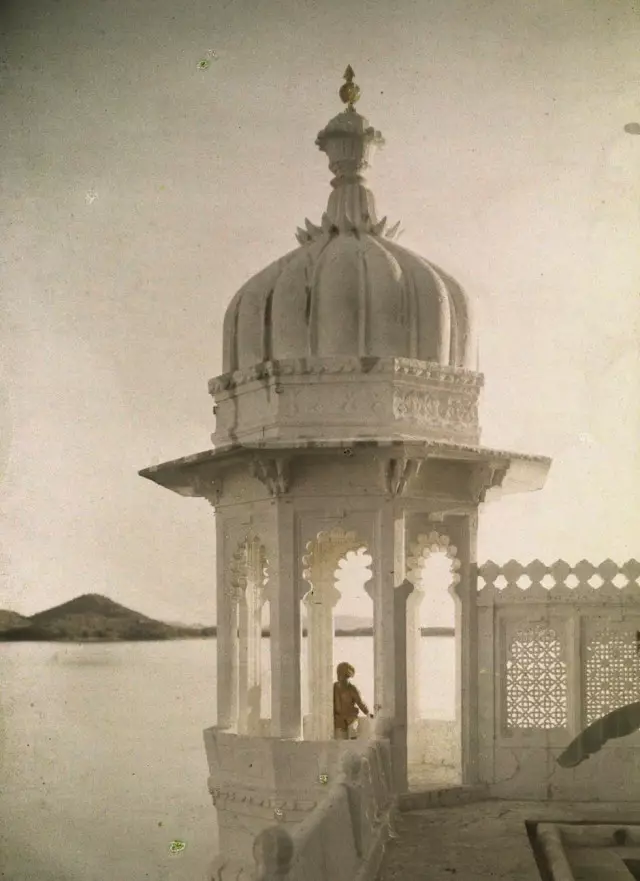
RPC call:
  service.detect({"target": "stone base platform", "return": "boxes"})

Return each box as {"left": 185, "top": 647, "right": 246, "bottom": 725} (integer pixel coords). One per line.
{"left": 376, "top": 800, "right": 640, "bottom": 881}
{"left": 398, "top": 783, "right": 489, "bottom": 813}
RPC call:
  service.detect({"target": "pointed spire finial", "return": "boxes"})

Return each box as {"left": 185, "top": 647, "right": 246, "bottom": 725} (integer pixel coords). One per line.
{"left": 304, "top": 71, "right": 401, "bottom": 239}
{"left": 339, "top": 65, "right": 361, "bottom": 110}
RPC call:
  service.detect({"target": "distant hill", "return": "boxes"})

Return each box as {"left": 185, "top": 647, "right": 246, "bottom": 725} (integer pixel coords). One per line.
{"left": 0, "top": 610, "right": 31, "bottom": 631}
{"left": 0, "top": 594, "right": 216, "bottom": 642}
{"left": 0, "top": 596, "right": 454, "bottom": 642}
{"left": 29, "top": 593, "right": 158, "bottom": 625}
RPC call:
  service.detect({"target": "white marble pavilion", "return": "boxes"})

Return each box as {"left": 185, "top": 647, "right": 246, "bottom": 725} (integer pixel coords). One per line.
{"left": 139, "top": 67, "right": 553, "bottom": 880}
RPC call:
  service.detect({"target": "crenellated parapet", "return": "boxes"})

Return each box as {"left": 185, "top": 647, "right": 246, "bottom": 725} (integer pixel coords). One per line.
{"left": 477, "top": 558, "right": 640, "bottom": 604}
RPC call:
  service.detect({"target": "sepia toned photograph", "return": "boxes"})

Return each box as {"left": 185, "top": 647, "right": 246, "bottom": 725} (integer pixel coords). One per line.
{"left": 1, "top": 0, "right": 639, "bottom": 879}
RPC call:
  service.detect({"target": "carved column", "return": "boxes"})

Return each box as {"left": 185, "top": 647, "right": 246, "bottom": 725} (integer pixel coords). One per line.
{"left": 303, "top": 575, "right": 341, "bottom": 740}
{"left": 446, "top": 511, "right": 480, "bottom": 784}
{"left": 405, "top": 586, "right": 425, "bottom": 729}
{"left": 266, "top": 503, "right": 302, "bottom": 739}
{"left": 374, "top": 503, "right": 409, "bottom": 791}
{"left": 375, "top": 458, "right": 423, "bottom": 722}
{"left": 249, "top": 457, "right": 301, "bottom": 739}
{"left": 217, "top": 519, "right": 239, "bottom": 730}
{"left": 394, "top": 579, "right": 413, "bottom": 793}
{"left": 237, "top": 539, "right": 266, "bottom": 735}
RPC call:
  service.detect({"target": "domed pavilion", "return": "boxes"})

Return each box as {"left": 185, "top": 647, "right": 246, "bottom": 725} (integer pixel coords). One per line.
{"left": 139, "top": 67, "right": 551, "bottom": 880}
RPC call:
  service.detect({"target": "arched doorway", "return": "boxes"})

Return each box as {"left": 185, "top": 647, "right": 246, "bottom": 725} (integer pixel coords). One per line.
{"left": 333, "top": 547, "right": 375, "bottom": 740}
{"left": 300, "top": 528, "right": 372, "bottom": 741}
{"left": 406, "top": 531, "right": 461, "bottom": 785}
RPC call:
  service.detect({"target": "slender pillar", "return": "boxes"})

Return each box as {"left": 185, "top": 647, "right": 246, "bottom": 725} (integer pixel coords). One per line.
{"left": 268, "top": 502, "right": 302, "bottom": 739}
{"left": 406, "top": 588, "right": 425, "bottom": 729}
{"left": 237, "top": 540, "right": 266, "bottom": 735}
{"left": 237, "top": 589, "right": 250, "bottom": 732}
{"left": 374, "top": 503, "right": 409, "bottom": 791}
{"left": 393, "top": 579, "right": 412, "bottom": 793}
{"left": 246, "top": 539, "right": 265, "bottom": 698}
{"left": 303, "top": 575, "right": 340, "bottom": 740}
{"left": 447, "top": 511, "right": 480, "bottom": 784}
{"left": 237, "top": 586, "right": 264, "bottom": 734}
{"left": 217, "top": 518, "right": 239, "bottom": 730}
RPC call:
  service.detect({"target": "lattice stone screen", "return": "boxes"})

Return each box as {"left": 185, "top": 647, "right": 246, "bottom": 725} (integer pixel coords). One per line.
{"left": 505, "top": 624, "right": 567, "bottom": 729}
{"left": 476, "top": 559, "right": 640, "bottom": 797}
{"left": 478, "top": 559, "right": 640, "bottom": 728}
{"left": 584, "top": 628, "right": 640, "bottom": 725}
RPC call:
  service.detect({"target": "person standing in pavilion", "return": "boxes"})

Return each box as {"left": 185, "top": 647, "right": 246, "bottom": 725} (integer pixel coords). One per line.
{"left": 333, "top": 661, "right": 374, "bottom": 739}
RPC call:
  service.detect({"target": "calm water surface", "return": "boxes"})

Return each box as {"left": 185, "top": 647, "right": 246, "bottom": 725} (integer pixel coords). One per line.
{"left": 0, "top": 636, "right": 453, "bottom": 881}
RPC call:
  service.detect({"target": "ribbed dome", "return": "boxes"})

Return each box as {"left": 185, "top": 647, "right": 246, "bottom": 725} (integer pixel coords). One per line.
{"left": 222, "top": 71, "right": 478, "bottom": 375}
{"left": 222, "top": 235, "right": 476, "bottom": 373}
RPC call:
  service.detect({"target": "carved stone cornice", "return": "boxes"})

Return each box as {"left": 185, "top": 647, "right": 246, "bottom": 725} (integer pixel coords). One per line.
{"left": 209, "top": 357, "right": 484, "bottom": 396}
{"left": 383, "top": 457, "right": 422, "bottom": 496}
{"left": 469, "top": 462, "right": 509, "bottom": 503}
{"left": 250, "top": 456, "right": 291, "bottom": 497}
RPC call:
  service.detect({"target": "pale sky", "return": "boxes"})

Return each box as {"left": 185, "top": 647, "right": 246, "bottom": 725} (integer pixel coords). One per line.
{"left": 1, "top": 0, "right": 639, "bottom": 624}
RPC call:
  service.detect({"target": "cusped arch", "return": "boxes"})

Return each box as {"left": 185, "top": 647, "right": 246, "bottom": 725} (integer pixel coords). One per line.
{"left": 406, "top": 530, "right": 461, "bottom": 598}
{"left": 228, "top": 534, "right": 269, "bottom": 604}
{"left": 301, "top": 527, "right": 372, "bottom": 603}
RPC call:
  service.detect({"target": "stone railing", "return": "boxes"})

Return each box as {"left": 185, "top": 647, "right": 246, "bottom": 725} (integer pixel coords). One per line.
{"left": 252, "top": 720, "right": 398, "bottom": 881}
{"left": 477, "top": 558, "right": 640, "bottom": 599}
{"left": 476, "top": 558, "right": 640, "bottom": 801}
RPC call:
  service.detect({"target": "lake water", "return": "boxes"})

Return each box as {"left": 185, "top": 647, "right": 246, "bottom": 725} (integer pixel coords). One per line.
{"left": 0, "top": 636, "right": 454, "bottom": 881}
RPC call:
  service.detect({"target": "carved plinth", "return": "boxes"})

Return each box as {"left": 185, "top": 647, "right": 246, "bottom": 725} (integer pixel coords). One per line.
{"left": 209, "top": 356, "right": 483, "bottom": 447}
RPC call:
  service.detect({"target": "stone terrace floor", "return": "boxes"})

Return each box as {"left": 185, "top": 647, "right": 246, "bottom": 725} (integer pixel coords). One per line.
{"left": 376, "top": 799, "right": 640, "bottom": 881}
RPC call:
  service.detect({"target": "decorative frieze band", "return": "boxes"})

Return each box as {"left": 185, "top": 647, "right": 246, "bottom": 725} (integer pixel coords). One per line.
{"left": 208, "top": 783, "right": 318, "bottom": 813}
{"left": 209, "top": 357, "right": 484, "bottom": 396}
{"left": 392, "top": 389, "right": 478, "bottom": 430}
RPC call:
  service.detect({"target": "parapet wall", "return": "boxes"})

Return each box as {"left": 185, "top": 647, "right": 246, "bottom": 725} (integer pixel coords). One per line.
{"left": 252, "top": 724, "right": 398, "bottom": 881}
{"left": 476, "top": 558, "right": 640, "bottom": 800}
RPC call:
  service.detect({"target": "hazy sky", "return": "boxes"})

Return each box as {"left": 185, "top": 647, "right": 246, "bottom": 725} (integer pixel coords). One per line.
{"left": 1, "top": 0, "right": 639, "bottom": 624}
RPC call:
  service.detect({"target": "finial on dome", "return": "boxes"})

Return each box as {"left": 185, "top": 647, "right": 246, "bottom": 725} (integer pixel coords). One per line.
{"left": 306, "top": 70, "right": 401, "bottom": 239}
{"left": 339, "top": 65, "right": 361, "bottom": 110}
{"left": 315, "top": 68, "right": 384, "bottom": 180}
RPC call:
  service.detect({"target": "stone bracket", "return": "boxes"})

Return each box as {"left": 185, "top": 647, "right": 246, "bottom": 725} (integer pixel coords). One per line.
{"left": 250, "top": 456, "right": 291, "bottom": 497}
{"left": 383, "top": 457, "right": 422, "bottom": 496}
{"left": 192, "top": 476, "right": 223, "bottom": 507}
{"left": 469, "top": 462, "right": 509, "bottom": 503}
